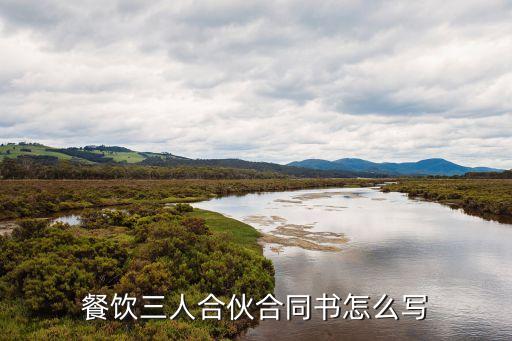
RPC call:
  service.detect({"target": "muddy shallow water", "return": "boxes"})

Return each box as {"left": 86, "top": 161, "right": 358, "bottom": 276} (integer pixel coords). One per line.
{"left": 194, "top": 187, "right": 512, "bottom": 340}
{"left": 0, "top": 213, "right": 82, "bottom": 235}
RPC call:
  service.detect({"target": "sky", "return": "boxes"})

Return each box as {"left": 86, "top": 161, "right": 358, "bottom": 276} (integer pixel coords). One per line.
{"left": 0, "top": 1, "right": 511, "bottom": 168}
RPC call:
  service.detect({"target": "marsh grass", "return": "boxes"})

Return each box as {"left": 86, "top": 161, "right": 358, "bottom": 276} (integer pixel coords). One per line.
{"left": 189, "top": 209, "right": 262, "bottom": 253}
{"left": 385, "top": 179, "right": 512, "bottom": 222}
{"left": 0, "top": 178, "right": 379, "bottom": 220}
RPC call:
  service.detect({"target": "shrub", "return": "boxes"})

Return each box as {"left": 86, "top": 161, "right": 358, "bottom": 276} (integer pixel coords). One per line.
{"left": 175, "top": 203, "right": 193, "bottom": 213}
{"left": 0, "top": 204, "right": 275, "bottom": 338}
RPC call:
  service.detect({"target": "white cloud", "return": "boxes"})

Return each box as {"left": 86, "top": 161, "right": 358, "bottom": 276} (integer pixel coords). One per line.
{"left": 0, "top": 0, "right": 511, "bottom": 168}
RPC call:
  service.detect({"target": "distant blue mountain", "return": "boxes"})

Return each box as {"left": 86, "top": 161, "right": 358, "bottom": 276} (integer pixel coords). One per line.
{"left": 287, "top": 158, "right": 502, "bottom": 176}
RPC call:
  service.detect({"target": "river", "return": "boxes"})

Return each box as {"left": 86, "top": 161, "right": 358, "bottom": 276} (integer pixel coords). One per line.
{"left": 194, "top": 187, "right": 512, "bottom": 340}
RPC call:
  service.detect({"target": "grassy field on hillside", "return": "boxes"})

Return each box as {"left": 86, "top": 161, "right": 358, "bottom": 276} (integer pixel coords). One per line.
{"left": 0, "top": 144, "right": 73, "bottom": 161}
{"left": 0, "top": 144, "right": 148, "bottom": 164}
{"left": 88, "top": 150, "right": 146, "bottom": 163}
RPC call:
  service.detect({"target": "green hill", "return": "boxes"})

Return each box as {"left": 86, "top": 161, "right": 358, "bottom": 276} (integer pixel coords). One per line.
{"left": 0, "top": 142, "right": 387, "bottom": 178}
{"left": 0, "top": 143, "right": 185, "bottom": 164}
{"left": 0, "top": 143, "right": 74, "bottom": 161}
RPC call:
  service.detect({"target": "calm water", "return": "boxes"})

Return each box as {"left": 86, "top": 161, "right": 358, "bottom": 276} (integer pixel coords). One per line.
{"left": 194, "top": 187, "right": 512, "bottom": 340}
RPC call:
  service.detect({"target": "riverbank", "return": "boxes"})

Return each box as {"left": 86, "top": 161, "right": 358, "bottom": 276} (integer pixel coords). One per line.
{"left": 0, "top": 204, "right": 272, "bottom": 339}
{"left": 195, "top": 186, "right": 512, "bottom": 340}
{"left": 0, "top": 178, "right": 384, "bottom": 220}
{"left": 384, "top": 179, "right": 512, "bottom": 223}
{"left": 189, "top": 208, "right": 263, "bottom": 253}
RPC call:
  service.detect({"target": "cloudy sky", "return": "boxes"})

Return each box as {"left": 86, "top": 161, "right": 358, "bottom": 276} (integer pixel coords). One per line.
{"left": 0, "top": 1, "right": 511, "bottom": 167}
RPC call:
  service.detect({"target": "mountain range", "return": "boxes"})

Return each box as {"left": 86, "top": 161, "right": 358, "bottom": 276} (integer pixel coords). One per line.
{"left": 0, "top": 143, "right": 503, "bottom": 177}
{"left": 0, "top": 143, "right": 379, "bottom": 178}
{"left": 288, "top": 158, "right": 502, "bottom": 176}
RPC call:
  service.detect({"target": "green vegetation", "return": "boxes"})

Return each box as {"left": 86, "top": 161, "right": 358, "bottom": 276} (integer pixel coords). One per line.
{"left": 80, "top": 146, "right": 150, "bottom": 163}
{"left": 0, "top": 143, "right": 152, "bottom": 164}
{"left": 384, "top": 179, "right": 512, "bottom": 222}
{"left": 0, "top": 143, "right": 387, "bottom": 178}
{"left": 463, "top": 169, "right": 512, "bottom": 179}
{"left": 48, "top": 148, "right": 145, "bottom": 164}
{"left": 189, "top": 209, "right": 262, "bottom": 253}
{"left": 0, "top": 172, "right": 381, "bottom": 339}
{"left": 0, "top": 178, "right": 379, "bottom": 220}
{"left": 103, "top": 151, "right": 146, "bottom": 163}
{"left": 0, "top": 142, "right": 172, "bottom": 165}
{"left": 139, "top": 156, "right": 379, "bottom": 178}
{"left": 0, "top": 143, "right": 73, "bottom": 161}
{"left": 0, "top": 204, "right": 273, "bottom": 339}
{"left": 0, "top": 157, "right": 288, "bottom": 180}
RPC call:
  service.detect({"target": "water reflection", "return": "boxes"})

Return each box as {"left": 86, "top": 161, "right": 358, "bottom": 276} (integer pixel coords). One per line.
{"left": 0, "top": 212, "right": 82, "bottom": 235}
{"left": 52, "top": 214, "right": 81, "bottom": 225}
{"left": 194, "top": 188, "right": 512, "bottom": 340}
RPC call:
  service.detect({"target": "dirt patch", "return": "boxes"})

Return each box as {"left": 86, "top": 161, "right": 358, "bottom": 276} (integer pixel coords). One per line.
{"left": 0, "top": 221, "right": 18, "bottom": 236}
{"left": 278, "top": 223, "right": 315, "bottom": 230}
{"left": 244, "top": 215, "right": 348, "bottom": 252}
{"left": 243, "top": 214, "right": 287, "bottom": 226}
{"left": 243, "top": 215, "right": 274, "bottom": 226}
{"left": 273, "top": 225, "right": 348, "bottom": 244}
{"left": 270, "top": 215, "right": 287, "bottom": 223}
{"left": 269, "top": 245, "right": 285, "bottom": 254}
{"left": 257, "top": 222, "right": 348, "bottom": 252}
{"left": 259, "top": 234, "right": 342, "bottom": 252}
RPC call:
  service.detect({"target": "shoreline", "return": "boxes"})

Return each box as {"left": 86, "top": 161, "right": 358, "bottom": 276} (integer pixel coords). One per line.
{"left": 383, "top": 179, "right": 512, "bottom": 224}
{"left": 0, "top": 178, "right": 384, "bottom": 220}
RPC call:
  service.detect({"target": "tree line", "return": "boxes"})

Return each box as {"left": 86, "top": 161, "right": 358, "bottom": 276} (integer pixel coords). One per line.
{"left": 0, "top": 155, "right": 380, "bottom": 180}
{"left": 0, "top": 157, "right": 287, "bottom": 180}
{"left": 463, "top": 169, "right": 512, "bottom": 179}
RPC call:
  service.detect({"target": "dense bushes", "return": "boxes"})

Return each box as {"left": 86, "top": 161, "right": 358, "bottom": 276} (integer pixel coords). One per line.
{"left": 0, "top": 204, "right": 274, "bottom": 339}
{"left": 80, "top": 209, "right": 138, "bottom": 229}
{"left": 1, "top": 221, "right": 128, "bottom": 315}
